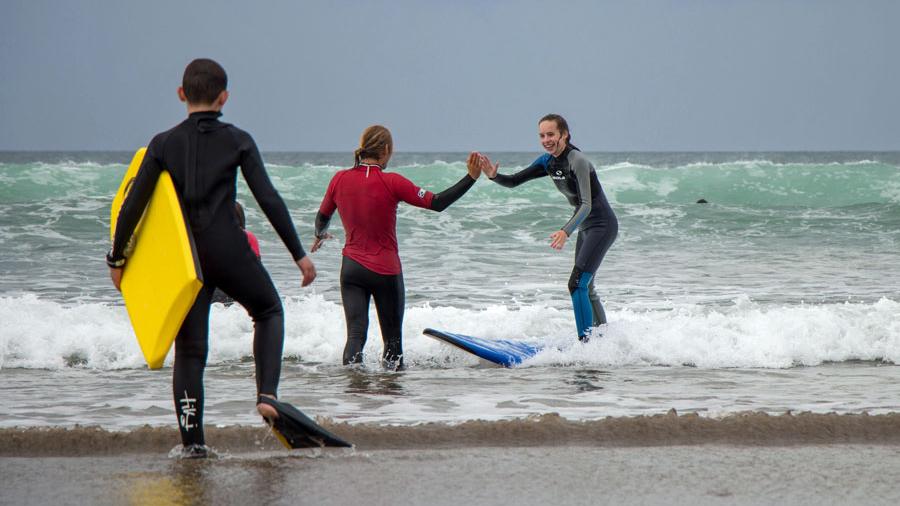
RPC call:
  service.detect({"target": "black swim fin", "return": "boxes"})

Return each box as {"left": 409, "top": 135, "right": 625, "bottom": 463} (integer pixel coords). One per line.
{"left": 258, "top": 396, "right": 352, "bottom": 449}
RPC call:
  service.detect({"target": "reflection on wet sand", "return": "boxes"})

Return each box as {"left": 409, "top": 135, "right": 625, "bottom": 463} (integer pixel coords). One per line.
{"left": 7, "top": 411, "right": 900, "bottom": 456}
{"left": 564, "top": 369, "right": 611, "bottom": 393}
{"left": 343, "top": 369, "right": 406, "bottom": 397}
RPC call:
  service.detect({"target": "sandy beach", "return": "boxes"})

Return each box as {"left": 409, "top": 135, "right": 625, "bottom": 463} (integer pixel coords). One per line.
{"left": 3, "top": 412, "right": 900, "bottom": 505}
{"left": 3, "top": 444, "right": 900, "bottom": 505}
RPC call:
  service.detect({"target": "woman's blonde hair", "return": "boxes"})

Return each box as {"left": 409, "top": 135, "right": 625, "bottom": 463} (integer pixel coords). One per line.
{"left": 354, "top": 125, "right": 393, "bottom": 166}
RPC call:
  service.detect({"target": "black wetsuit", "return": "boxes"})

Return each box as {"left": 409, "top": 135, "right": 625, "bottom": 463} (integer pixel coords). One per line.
{"left": 490, "top": 146, "right": 618, "bottom": 340}
{"left": 108, "top": 111, "right": 305, "bottom": 446}
{"left": 338, "top": 255, "right": 406, "bottom": 367}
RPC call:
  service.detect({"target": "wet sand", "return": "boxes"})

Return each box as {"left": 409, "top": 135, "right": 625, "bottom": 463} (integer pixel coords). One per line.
{"left": 3, "top": 445, "right": 900, "bottom": 505}
{"left": 3, "top": 412, "right": 900, "bottom": 504}
{"left": 3, "top": 411, "right": 900, "bottom": 456}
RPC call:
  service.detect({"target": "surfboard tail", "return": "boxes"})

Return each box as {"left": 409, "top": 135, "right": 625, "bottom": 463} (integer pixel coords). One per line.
{"left": 423, "top": 328, "right": 543, "bottom": 367}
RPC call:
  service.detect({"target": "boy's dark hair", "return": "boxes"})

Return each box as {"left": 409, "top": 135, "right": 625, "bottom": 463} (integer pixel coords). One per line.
{"left": 182, "top": 58, "right": 228, "bottom": 105}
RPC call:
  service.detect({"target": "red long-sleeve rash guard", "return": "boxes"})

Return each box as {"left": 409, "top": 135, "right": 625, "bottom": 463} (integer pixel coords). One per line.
{"left": 318, "top": 164, "right": 434, "bottom": 275}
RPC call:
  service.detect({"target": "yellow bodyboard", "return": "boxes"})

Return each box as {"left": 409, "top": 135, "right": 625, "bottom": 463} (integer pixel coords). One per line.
{"left": 110, "top": 148, "right": 203, "bottom": 369}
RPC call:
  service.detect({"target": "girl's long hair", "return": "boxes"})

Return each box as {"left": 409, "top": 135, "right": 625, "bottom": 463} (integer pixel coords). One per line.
{"left": 354, "top": 125, "right": 394, "bottom": 166}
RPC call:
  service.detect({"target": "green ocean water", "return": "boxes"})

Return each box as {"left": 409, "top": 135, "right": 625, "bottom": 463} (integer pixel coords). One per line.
{"left": 2, "top": 151, "right": 900, "bottom": 431}
{"left": 1, "top": 151, "right": 898, "bottom": 307}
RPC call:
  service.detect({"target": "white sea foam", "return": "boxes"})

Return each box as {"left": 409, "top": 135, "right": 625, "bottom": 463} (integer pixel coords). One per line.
{"left": 2, "top": 294, "right": 898, "bottom": 371}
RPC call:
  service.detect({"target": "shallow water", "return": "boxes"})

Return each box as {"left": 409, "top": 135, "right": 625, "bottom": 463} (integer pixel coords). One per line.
{"left": 4, "top": 361, "right": 899, "bottom": 429}
{"left": 1, "top": 151, "right": 899, "bottom": 432}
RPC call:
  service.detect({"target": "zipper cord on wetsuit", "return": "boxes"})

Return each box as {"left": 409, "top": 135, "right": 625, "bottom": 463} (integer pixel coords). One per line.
{"left": 356, "top": 162, "right": 382, "bottom": 178}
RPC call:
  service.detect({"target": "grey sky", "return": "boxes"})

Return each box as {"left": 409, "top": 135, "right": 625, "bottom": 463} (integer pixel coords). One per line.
{"left": 2, "top": 0, "right": 898, "bottom": 151}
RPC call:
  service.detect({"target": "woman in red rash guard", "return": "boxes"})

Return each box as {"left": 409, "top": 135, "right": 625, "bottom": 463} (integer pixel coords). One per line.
{"left": 312, "top": 125, "right": 485, "bottom": 369}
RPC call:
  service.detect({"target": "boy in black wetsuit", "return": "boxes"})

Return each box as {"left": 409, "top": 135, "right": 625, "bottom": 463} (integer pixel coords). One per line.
{"left": 107, "top": 58, "right": 316, "bottom": 457}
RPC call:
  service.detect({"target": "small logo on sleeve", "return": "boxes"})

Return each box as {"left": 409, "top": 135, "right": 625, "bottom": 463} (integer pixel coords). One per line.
{"left": 417, "top": 189, "right": 426, "bottom": 199}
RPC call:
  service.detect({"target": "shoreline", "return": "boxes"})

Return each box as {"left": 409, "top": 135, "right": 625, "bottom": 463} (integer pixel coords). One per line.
{"left": 4, "top": 411, "right": 900, "bottom": 456}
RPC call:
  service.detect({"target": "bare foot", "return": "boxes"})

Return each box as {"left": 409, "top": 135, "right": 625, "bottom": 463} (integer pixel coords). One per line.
{"left": 257, "top": 394, "right": 278, "bottom": 420}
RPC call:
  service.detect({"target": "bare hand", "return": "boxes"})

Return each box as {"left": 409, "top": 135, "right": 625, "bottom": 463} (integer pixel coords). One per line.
{"left": 466, "top": 152, "right": 482, "bottom": 180}
{"left": 296, "top": 256, "right": 317, "bottom": 287}
{"left": 109, "top": 267, "right": 123, "bottom": 291}
{"left": 311, "top": 233, "right": 333, "bottom": 253}
{"left": 550, "top": 230, "right": 568, "bottom": 250}
{"left": 479, "top": 153, "right": 499, "bottom": 179}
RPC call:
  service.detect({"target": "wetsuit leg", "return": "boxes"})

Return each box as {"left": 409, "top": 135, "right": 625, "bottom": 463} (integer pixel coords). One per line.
{"left": 587, "top": 281, "right": 606, "bottom": 326}
{"left": 371, "top": 272, "right": 405, "bottom": 370}
{"left": 173, "top": 282, "right": 215, "bottom": 447}
{"left": 575, "top": 232, "right": 607, "bottom": 326}
{"left": 207, "top": 225, "right": 285, "bottom": 398}
{"left": 570, "top": 221, "right": 618, "bottom": 340}
{"left": 340, "top": 256, "right": 372, "bottom": 365}
{"left": 567, "top": 267, "right": 595, "bottom": 342}
{"left": 340, "top": 256, "right": 405, "bottom": 369}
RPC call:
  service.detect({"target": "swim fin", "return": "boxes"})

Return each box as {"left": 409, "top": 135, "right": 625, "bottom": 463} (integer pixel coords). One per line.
{"left": 258, "top": 396, "right": 352, "bottom": 449}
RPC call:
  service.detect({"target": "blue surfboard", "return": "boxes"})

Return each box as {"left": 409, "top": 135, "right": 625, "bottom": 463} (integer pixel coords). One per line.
{"left": 423, "top": 328, "right": 543, "bottom": 367}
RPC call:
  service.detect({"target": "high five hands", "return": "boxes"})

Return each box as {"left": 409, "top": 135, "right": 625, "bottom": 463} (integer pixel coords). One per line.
{"left": 467, "top": 151, "right": 500, "bottom": 179}
{"left": 466, "top": 152, "right": 486, "bottom": 179}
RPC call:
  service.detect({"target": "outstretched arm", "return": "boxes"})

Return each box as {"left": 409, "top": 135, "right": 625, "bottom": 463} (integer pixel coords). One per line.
{"left": 429, "top": 152, "right": 482, "bottom": 212}
{"left": 482, "top": 153, "right": 548, "bottom": 188}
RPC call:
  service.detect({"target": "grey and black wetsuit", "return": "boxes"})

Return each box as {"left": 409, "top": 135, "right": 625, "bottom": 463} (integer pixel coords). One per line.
{"left": 490, "top": 145, "right": 618, "bottom": 340}
{"left": 107, "top": 111, "right": 306, "bottom": 446}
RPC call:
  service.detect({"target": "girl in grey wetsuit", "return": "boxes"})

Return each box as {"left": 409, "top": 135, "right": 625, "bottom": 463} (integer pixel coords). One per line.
{"left": 482, "top": 114, "right": 617, "bottom": 342}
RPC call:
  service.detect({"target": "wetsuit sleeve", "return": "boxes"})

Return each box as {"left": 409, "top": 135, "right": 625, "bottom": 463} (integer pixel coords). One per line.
{"left": 489, "top": 156, "right": 548, "bottom": 188}
{"left": 238, "top": 135, "right": 306, "bottom": 260}
{"left": 560, "top": 153, "right": 593, "bottom": 236}
{"left": 386, "top": 173, "right": 434, "bottom": 210}
{"left": 108, "top": 145, "right": 163, "bottom": 265}
{"left": 429, "top": 174, "right": 477, "bottom": 212}
{"left": 314, "top": 173, "right": 339, "bottom": 238}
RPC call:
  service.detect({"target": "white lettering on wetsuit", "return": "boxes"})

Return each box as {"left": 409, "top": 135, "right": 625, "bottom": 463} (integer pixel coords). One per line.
{"left": 179, "top": 390, "right": 198, "bottom": 430}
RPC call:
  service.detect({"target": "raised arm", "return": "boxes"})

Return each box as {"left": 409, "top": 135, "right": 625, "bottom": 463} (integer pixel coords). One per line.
{"left": 389, "top": 152, "right": 482, "bottom": 212}
{"left": 483, "top": 153, "right": 549, "bottom": 188}
{"left": 429, "top": 152, "right": 481, "bottom": 212}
